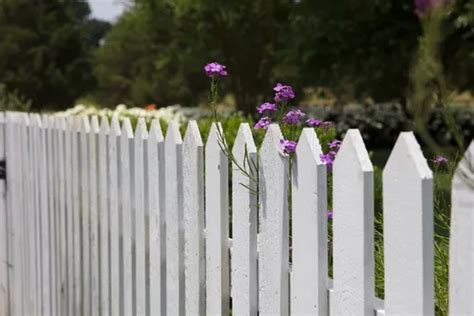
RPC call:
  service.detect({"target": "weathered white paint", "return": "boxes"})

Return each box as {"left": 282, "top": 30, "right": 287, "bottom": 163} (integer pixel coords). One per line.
{"left": 449, "top": 140, "right": 474, "bottom": 315}
{"left": 182, "top": 121, "right": 205, "bottom": 315}
{"left": 72, "top": 116, "right": 82, "bottom": 315}
{"left": 146, "top": 119, "right": 164, "bottom": 316}
{"left": 383, "top": 132, "right": 434, "bottom": 315}
{"left": 165, "top": 121, "right": 185, "bottom": 316}
{"left": 332, "top": 129, "right": 374, "bottom": 315}
{"left": 39, "top": 115, "right": 52, "bottom": 316}
{"left": 205, "top": 123, "right": 229, "bottom": 316}
{"left": 89, "top": 116, "right": 100, "bottom": 316}
{"left": 134, "top": 118, "right": 148, "bottom": 315}
{"left": 79, "top": 116, "right": 91, "bottom": 316}
{"left": 0, "top": 113, "right": 7, "bottom": 316}
{"left": 231, "top": 123, "right": 258, "bottom": 316}
{"left": 57, "top": 117, "right": 68, "bottom": 315}
{"left": 291, "top": 128, "right": 328, "bottom": 315}
{"left": 120, "top": 118, "right": 134, "bottom": 316}
{"left": 98, "top": 116, "right": 110, "bottom": 316}
{"left": 64, "top": 115, "right": 75, "bottom": 316}
{"left": 109, "top": 116, "right": 121, "bottom": 316}
{"left": 258, "top": 124, "right": 289, "bottom": 315}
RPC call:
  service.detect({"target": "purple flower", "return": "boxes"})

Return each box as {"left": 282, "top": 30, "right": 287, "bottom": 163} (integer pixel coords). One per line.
{"left": 321, "top": 121, "right": 334, "bottom": 129}
{"left": 328, "top": 139, "right": 342, "bottom": 150}
{"left": 273, "top": 83, "right": 295, "bottom": 102}
{"left": 204, "top": 62, "right": 228, "bottom": 77}
{"left": 283, "top": 109, "right": 305, "bottom": 124}
{"left": 320, "top": 151, "right": 337, "bottom": 171}
{"left": 327, "top": 210, "right": 333, "bottom": 220}
{"left": 306, "top": 118, "right": 322, "bottom": 127}
{"left": 433, "top": 155, "right": 448, "bottom": 165}
{"left": 280, "top": 139, "right": 297, "bottom": 154}
{"left": 254, "top": 117, "right": 271, "bottom": 130}
{"left": 415, "top": 0, "right": 448, "bottom": 16}
{"left": 257, "top": 102, "right": 277, "bottom": 115}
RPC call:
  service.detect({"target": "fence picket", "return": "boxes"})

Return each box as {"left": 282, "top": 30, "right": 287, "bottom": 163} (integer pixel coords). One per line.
{"left": 258, "top": 124, "right": 289, "bottom": 315}
{"left": 72, "top": 116, "right": 82, "bottom": 315}
{"left": 291, "top": 128, "right": 328, "bottom": 314}
{"left": 88, "top": 116, "right": 100, "bottom": 315}
{"left": 0, "top": 113, "right": 7, "bottom": 316}
{"left": 205, "top": 123, "right": 229, "bottom": 315}
{"left": 383, "top": 132, "right": 434, "bottom": 315}
{"left": 165, "top": 121, "right": 185, "bottom": 316}
{"left": 182, "top": 121, "right": 205, "bottom": 315}
{"left": 449, "top": 140, "right": 474, "bottom": 314}
{"left": 147, "top": 119, "right": 165, "bottom": 316}
{"left": 98, "top": 116, "right": 110, "bottom": 316}
{"left": 56, "top": 117, "right": 67, "bottom": 313}
{"left": 231, "top": 123, "right": 258, "bottom": 316}
{"left": 332, "top": 129, "right": 374, "bottom": 315}
{"left": 79, "top": 116, "right": 91, "bottom": 316}
{"left": 120, "top": 117, "right": 134, "bottom": 316}
{"left": 109, "top": 116, "right": 121, "bottom": 316}
{"left": 134, "top": 118, "right": 148, "bottom": 315}
{"left": 2, "top": 114, "right": 474, "bottom": 316}
{"left": 64, "top": 115, "right": 75, "bottom": 315}
{"left": 31, "top": 115, "right": 42, "bottom": 315}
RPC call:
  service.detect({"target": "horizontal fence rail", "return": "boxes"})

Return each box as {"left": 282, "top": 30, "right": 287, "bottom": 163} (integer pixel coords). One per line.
{"left": 0, "top": 111, "right": 473, "bottom": 316}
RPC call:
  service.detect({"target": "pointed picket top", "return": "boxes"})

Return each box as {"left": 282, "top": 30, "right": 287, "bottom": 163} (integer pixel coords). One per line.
{"left": 184, "top": 121, "right": 203, "bottom": 148}
{"left": 449, "top": 140, "right": 474, "bottom": 315}
{"left": 149, "top": 119, "right": 164, "bottom": 143}
{"left": 165, "top": 120, "right": 182, "bottom": 145}
{"left": 261, "top": 124, "right": 284, "bottom": 158}
{"left": 331, "top": 129, "right": 374, "bottom": 315}
{"left": 110, "top": 115, "right": 121, "bottom": 137}
{"left": 135, "top": 117, "right": 148, "bottom": 140}
{"left": 295, "top": 128, "right": 323, "bottom": 161}
{"left": 99, "top": 116, "right": 110, "bottom": 134}
{"left": 385, "top": 132, "right": 432, "bottom": 179}
{"left": 90, "top": 115, "right": 100, "bottom": 134}
{"left": 121, "top": 117, "right": 134, "bottom": 139}
{"left": 383, "top": 131, "right": 434, "bottom": 315}
{"left": 334, "top": 129, "right": 372, "bottom": 172}
{"left": 291, "top": 127, "right": 328, "bottom": 314}
{"left": 232, "top": 123, "right": 257, "bottom": 161}
{"left": 80, "top": 115, "right": 91, "bottom": 134}
{"left": 258, "top": 123, "right": 289, "bottom": 315}
{"left": 231, "top": 122, "right": 258, "bottom": 315}
{"left": 206, "top": 122, "right": 225, "bottom": 151}
{"left": 453, "top": 140, "right": 474, "bottom": 189}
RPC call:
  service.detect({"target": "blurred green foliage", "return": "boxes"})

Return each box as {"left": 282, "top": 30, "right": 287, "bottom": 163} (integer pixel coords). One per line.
{"left": 0, "top": 0, "right": 110, "bottom": 111}
{"left": 93, "top": 0, "right": 474, "bottom": 114}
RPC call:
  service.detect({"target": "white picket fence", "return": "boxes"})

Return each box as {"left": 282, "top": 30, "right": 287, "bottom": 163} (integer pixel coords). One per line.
{"left": 0, "top": 111, "right": 473, "bottom": 316}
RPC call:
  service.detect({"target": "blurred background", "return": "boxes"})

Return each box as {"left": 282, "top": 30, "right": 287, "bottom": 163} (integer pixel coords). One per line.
{"left": 0, "top": 0, "right": 473, "bottom": 153}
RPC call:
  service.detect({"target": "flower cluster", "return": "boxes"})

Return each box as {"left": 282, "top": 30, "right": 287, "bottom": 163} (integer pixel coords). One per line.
{"left": 273, "top": 83, "right": 295, "bottom": 102}
{"left": 319, "top": 138, "right": 342, "bottom": 172}
{"left": 280, "top": 139, "right": 297, "bottom": 154}
{"left": 283, "top": 109, "right": 305, "bottom": 125}
{"left": 204, "top": 62, "right": 228, "bottom": 78}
